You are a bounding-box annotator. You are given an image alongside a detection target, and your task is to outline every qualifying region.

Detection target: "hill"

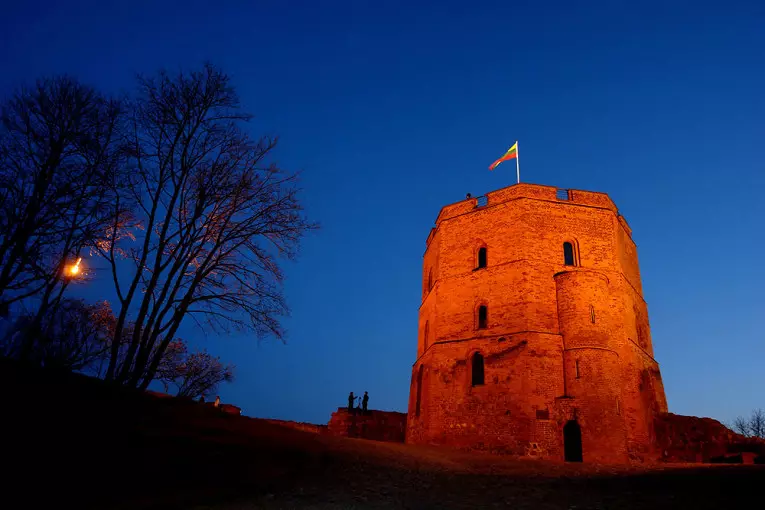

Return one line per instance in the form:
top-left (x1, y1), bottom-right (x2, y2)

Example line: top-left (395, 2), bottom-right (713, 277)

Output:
top-left (3, 359), bottom-right (763, 509)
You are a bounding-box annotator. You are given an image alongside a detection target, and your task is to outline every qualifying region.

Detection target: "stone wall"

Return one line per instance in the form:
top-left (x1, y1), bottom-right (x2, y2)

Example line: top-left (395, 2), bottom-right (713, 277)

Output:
top-left (327, 408), bottom-right (406, 442)
top-left (407, 332), bottom-right (563, 456)
top-left (654, 413), bottom-right (765, 463)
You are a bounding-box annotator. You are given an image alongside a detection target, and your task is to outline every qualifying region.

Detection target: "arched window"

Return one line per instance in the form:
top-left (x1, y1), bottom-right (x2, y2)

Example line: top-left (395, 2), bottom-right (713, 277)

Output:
top-left (415, 365), bottom-right (424, 417)
top-left (423, 321), bottom-right (429, 350)
top-left (478, 305), bottom-right (488, 329)
top-left (471, 352), bottom-right (484, 386)
top-left (477, 247), bottom-right (487, 269)
top-left (427, 269), bottom-right (433, 291)
top-left (563, 242), bottom-right (576, 266)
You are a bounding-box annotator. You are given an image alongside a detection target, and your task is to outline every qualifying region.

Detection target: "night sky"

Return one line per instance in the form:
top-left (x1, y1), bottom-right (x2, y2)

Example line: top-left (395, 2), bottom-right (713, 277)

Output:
top-left (1, 1), bottom-right (763, 425)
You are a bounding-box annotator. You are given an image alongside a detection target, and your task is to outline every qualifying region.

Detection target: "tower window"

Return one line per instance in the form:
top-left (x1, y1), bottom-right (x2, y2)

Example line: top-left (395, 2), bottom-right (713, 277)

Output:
top-left (478, 305), bottom-right (488, 329)
top-left (563, 242), bottom-right (576, 266)
top-left (589, 305), bottom-right (595, 323)
top-left (428, 269), bottom-right (433, 291)
top-left (477, 247), bottom-right (487, 269)
top-left (575, 360), bottom-right (581, 379)
top-left (637, 324), bottom-right (646, 348)
top-left (424, 321), bottom-right (429, 350)
top-left (471, 353), bottom-right (484, 386)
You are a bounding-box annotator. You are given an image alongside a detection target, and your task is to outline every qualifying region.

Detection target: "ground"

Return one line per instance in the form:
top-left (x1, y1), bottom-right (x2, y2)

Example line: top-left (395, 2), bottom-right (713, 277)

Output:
top-left (4, 361), bottom-right (764, 509)
top-left (209, 438), bottom-right (765, 510)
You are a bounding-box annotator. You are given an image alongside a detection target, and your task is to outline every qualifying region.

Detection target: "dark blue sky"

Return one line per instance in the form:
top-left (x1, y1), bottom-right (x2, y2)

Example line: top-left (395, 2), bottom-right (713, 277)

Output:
top-left (2, 1), bottom-right (763, 424)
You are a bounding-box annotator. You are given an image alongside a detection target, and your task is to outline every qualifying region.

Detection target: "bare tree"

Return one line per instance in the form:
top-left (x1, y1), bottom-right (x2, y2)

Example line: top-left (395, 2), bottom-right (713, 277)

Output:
top-left (156, 344), bottom-right (234, 399)
top-left (0, 297), bottom-right (234, 399)
top-left (0, 77), bottom-right (124, 353)
top-left (750, 409), bottom-right (765, 439)
top-left (733, 415), bottom-right (751, 437)
top-left (1, 299), bottom-right (114, 371)
top-left (732, 409), bottom-right (765, 439)
top-left (154, 339), bottom-right (188, 391)
top-left (95, 64), bottom-right (315, 388)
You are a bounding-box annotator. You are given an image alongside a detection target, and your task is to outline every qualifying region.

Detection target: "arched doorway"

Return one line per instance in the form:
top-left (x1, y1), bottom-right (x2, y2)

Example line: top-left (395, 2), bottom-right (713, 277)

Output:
top-left (563, 420), bottom-right (583, 462)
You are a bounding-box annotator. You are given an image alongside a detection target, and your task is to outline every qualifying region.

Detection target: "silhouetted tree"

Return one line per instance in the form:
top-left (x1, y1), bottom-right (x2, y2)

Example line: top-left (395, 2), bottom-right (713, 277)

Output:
top-left (732, 409), bottom-right (765, 439)
top-left (733, 415), bottom-right (751, 437)
top-left (0, 77), bottom-right (125, 354)
top-left (154, 339), bottom-right (188, 391)
top-left (0, 297), bottom-right (234, 397)
top-left (94, 64), bottom-right (315, 388)
top-left (0, 299), bottom-right (114, 371)
top-left (751, 409), bottom-right (765, 439)
top-left (156, 344), bottom-right (234, 398)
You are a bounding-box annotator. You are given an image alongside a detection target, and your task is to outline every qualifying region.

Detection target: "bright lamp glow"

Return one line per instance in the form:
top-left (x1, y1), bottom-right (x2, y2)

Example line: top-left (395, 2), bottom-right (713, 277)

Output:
top-left (66, 257), bottom-right (82, 277)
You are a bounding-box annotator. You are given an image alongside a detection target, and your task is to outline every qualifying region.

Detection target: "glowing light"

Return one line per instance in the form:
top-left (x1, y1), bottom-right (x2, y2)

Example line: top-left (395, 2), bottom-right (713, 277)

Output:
top-left (66, 257), bottom-right (82, 277)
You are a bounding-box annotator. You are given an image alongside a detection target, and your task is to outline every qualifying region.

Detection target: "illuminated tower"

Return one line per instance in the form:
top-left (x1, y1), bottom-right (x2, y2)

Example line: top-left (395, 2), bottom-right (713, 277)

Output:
top-left (406, 183), bottom-right (667, 462)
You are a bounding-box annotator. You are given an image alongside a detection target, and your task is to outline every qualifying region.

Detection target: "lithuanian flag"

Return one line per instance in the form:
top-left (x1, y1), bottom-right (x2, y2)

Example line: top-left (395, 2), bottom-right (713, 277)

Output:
top-left (489, 142), bottom-right (518, 171)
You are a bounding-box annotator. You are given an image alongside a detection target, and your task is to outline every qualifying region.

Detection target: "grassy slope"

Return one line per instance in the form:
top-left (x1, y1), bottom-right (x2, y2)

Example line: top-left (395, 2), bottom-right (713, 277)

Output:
top-left (3, 359), bottom-right (763, 509)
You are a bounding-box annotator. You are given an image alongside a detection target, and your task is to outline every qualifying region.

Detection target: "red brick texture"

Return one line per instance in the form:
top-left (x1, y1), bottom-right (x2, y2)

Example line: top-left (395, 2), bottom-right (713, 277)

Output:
top-left (406, 183), bottom-right (667, 463)
top-left (654, 413), bottom-right (765, 463)
top-left (328, 409), bottom-right (407, 442)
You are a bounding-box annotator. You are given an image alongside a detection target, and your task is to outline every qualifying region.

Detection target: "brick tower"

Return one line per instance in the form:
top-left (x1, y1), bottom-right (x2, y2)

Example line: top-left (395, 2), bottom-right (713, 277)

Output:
top-left (406, 183), bottom-right (667, 463)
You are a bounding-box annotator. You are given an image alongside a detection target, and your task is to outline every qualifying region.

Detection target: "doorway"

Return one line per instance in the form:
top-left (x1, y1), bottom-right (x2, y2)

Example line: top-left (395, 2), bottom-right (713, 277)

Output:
top-left (564, 420), bottom-right (583, 462)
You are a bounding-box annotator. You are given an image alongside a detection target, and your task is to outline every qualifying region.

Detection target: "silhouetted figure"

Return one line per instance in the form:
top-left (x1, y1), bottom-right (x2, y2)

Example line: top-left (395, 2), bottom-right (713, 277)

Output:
top-left (466, 193), bottom-right (472, 199)
top-left (362, 391), bottom-right (369, 413)
top-left (356, 394), bottom-right (362, 410)
top-left (348, 392), bottom-right (355, 412)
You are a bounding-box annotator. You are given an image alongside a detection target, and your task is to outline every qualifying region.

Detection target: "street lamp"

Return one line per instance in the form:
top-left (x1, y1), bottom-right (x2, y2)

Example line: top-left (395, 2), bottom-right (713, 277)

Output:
top-left (65, 257), bottom-right (83, 278)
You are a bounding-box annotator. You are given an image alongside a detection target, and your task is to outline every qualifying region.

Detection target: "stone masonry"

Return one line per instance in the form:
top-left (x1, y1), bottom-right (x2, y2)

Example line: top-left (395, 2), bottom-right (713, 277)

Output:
top-left (328, 409), bottom-right (407, 442)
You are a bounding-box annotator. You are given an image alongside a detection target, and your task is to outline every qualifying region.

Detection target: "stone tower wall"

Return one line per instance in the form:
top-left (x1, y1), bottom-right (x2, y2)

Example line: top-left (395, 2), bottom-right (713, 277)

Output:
top-left (555, 270), bottom-right (628, 462)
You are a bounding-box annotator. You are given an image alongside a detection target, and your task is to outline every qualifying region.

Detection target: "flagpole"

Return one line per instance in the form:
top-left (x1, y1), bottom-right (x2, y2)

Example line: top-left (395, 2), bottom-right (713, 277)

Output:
top-left (515, 140), bottom-right (520, 184)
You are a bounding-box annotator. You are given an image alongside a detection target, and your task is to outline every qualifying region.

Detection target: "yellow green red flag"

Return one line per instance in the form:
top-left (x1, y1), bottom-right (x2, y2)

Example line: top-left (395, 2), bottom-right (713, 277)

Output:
top-left (489, 142), bottom-right (518, 171)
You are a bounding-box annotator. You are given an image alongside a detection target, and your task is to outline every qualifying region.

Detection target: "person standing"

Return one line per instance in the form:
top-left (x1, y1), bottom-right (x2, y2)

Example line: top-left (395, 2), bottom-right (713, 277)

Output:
top-left (348, 391), bottom-right (355, 413)
top-left (362, 391), bottom-right (369, 414)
